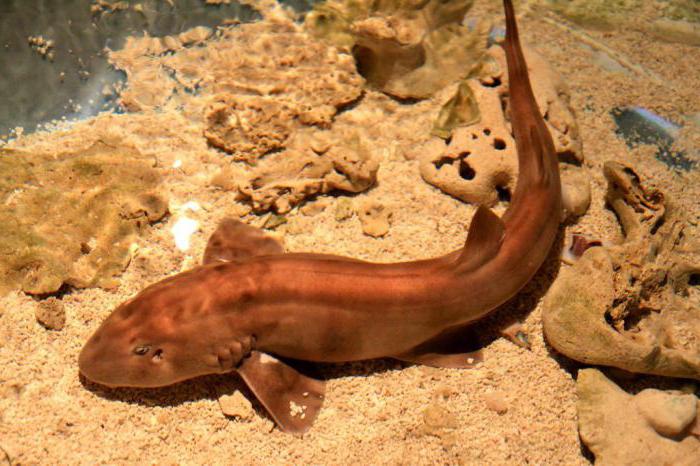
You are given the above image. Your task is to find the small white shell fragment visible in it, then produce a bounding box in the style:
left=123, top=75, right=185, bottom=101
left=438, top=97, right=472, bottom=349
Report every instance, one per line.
left=171, top=216, right=199, bottom=251
left=258, top=353, right=276, bottom=364
left=172, top=159, right=182, bottom=169
left=180, top=201, right=201, bottom=212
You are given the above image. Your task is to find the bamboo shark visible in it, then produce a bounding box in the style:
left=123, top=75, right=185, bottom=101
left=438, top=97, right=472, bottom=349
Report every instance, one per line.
left=79, top=0, right=561, bottom=434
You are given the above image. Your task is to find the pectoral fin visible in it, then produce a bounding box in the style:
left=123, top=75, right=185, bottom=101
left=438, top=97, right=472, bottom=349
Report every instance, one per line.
left=394, top=324, right=484, bottom=369
left=203, top=218, right=284, bottom=265
left=236, top=351, right=325, bottom=434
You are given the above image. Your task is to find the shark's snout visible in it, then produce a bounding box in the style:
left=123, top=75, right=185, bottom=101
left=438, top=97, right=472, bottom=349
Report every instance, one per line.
left=79, top=331, right=120, bottom=387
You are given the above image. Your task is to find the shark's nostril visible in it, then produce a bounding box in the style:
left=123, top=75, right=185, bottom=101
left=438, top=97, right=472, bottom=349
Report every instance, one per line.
left=152, top=349, right=164, bottom=362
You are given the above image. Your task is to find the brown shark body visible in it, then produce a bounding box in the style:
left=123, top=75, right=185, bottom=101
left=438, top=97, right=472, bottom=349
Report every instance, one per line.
left=79, top=0, right=561, bottom=433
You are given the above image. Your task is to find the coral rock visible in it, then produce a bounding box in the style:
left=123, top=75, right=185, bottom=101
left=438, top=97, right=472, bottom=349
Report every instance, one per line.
left=543, top=162, right=700, bottom=380
left=240, top=131, right=378, bottom=214
left=419, top=44, right=582, bottom=206
left=109, top=20, right=364, bottom=162
left=204, top=96, right=296, bottom=163
left=635, top=389, right=698, bottom=437
left=305, top=0, right=485, bottom=99
left=420, top=80, right=517, bottom=206
left=0, top=141, right=167, bottom=295
left=577, top=369, right=700, bottom=465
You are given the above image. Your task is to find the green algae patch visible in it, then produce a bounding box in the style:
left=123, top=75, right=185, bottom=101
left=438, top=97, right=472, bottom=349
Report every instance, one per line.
left=304, top=0, right=487, bottom=99
left=660, top=0, right=700, bottom=23
left=0, top=141, right=167, bottom=295
left=432, top=79, right=481, bottom=139
left=545, top=0, right=640, bottom=30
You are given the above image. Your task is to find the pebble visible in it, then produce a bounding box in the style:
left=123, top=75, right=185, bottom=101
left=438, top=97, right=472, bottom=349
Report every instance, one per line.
left=35, top=298, right=66, bottom=330
left=335, top=198, right=354, bottom=221
left=483, top=391, right=509, bottom=414
left=420, top=403, right=458, bottom=436
left=634, top=389, right=698, bottom=437
left=218, top=391, right=255, bottom=421
left=560, top=168, right=591, bottom=220
left=357, top=200, right=391, bottom=237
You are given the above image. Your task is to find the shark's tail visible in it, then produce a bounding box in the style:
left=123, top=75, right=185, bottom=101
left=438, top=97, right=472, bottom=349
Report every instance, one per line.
left=452, top=0, right=560, bottom=275
left=501, top=0, right=560, bottom=196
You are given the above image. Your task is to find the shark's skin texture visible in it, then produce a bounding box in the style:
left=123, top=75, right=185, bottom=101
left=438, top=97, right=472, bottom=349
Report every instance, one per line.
left=79, top=0, right=561, bottom=433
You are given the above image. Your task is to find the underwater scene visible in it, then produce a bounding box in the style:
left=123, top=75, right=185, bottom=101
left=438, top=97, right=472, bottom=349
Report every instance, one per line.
left=0, top=0, right=699, bottom=463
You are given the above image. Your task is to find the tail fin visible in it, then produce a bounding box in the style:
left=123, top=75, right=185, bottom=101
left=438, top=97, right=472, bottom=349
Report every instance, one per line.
left=502, top=0, right=558, bottom=190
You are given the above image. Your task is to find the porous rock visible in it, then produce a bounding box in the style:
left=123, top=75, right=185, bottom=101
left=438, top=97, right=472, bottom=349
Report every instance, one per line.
left=109, top=19, right=375, bottom=213
left=0, top=141, right=167, bottom=295
left=577, top=369, right=700, bottom=465
left=543, top=162, right=700, bottom=379
left=109, top=20, right=364, bottom=163
left=204, top=97, right=296, bottom=163
left=200, top=21, right=364, bottom=161
left=419, top=79, right=517, bottom=206
left=419, top=45, right=583, bottom=206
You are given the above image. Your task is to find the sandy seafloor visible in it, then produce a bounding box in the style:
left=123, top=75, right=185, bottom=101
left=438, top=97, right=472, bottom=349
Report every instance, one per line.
left=1, top=1, right=699, bottom=464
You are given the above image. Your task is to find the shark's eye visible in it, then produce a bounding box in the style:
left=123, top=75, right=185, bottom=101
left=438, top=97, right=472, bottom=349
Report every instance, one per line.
left=133, top=345, right=150, bottom=356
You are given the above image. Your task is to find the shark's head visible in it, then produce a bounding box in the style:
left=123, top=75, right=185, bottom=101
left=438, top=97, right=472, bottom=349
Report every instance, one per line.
left=79, top=267, right=249, bottom=388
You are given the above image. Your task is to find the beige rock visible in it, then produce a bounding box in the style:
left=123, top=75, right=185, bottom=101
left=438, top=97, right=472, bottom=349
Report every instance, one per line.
left=240, top=130, right=378, bottom=214
left=218, top=390, right=255, bottom=421
left=357, top=201, right=391, bottom=238
left=577, top=369, right=700, bottom=465
left=544, top=163, right=700, bottom=380
left=635, top=389, right=698, bottom=437
left=300, top=198, right=330, bottom=216
left=560, top=166, right=591, bottom=221
left=110, top=20, right=363, bottom=145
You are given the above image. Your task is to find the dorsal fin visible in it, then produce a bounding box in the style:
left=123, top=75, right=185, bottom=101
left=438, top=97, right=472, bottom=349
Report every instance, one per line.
left=202, top=218, right=284, bottom=265
left=456, top=206, right=505, bottom=273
